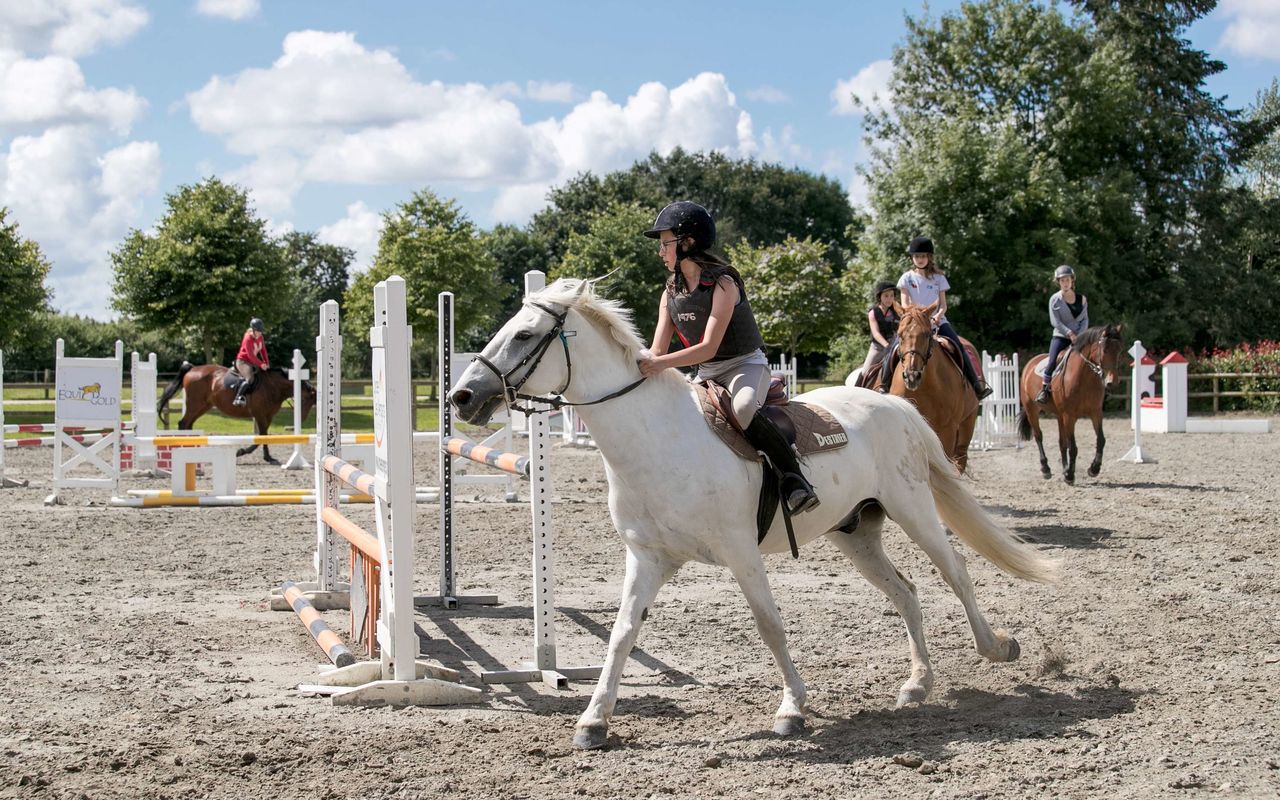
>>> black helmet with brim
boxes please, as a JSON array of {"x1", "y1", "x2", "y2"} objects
[{"x1": 643, "y1": 201, "x2": 716, "y2": 252}]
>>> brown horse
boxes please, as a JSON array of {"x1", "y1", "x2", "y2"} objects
[
  {"x1": 1016, "y1": 324, "x2": 1125, "y2": 484},
  {"x1": 156, "y1": 362, "x2": 316, "y2": 464},
  {"x1": 876, "y1": 302, "x2": 980, "y2": 472}
]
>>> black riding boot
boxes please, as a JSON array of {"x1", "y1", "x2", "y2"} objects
[
  {"x1": 960, "y1": 353, "x2": 993, "y2": 400},
  {"x1": 232, "y1": 381, "x2": 249, "y2": 407},
  {"x1": 1035, "y1": 383, "x2": 1052, "y2": 405},
  {"x1": 877, "y1": 338, "x2": 898, "y2": 393},
  {"x1": 745, "y1": 412, "x2": 820, "y2": 515}
]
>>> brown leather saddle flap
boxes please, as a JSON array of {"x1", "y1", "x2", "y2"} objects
[
  {"x1": 696, "y1": 380, "x2": 848, "y2": 461},
  {"x1": 863, "y1": 335, "x2": 968, "y2": 391}
]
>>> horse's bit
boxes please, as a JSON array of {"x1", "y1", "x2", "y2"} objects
[{"x1": 469, "y1": 301, "x2": 645, "y2": 414}]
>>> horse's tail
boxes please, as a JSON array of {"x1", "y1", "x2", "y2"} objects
[
  {"x1": 157, "y1": 361, "x2": 193, "y2": 427},
  {"x1": 1017, "y1": 409, "x2": 1031, "y2": 441},
  {"x1": 904, "y1": 407, "x2": 1057, "y2": 584}
]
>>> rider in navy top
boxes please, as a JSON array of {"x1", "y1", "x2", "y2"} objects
[{"x1": 637, "y1": 201, "x2": 819, "y2": 515}]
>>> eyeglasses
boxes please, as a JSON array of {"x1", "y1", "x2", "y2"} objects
[{"x1": 659, "y1": 238, "x2": 683, "y2": 252}]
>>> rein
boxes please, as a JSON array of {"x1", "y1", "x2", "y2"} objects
[{"x1": 470, "y1": 300, "x2": 646, "y2": 415}]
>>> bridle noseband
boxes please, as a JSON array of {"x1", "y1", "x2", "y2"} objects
[{"x1": 469, "y1": 301, "x2": 645, "y2": 414}]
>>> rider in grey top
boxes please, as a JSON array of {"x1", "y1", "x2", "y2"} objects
[{"x1": 1037, "y1": 264, "x2": 1089, "y2": 404}]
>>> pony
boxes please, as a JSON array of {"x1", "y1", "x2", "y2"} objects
[
  {"x1": 156, "y1": 362, "x2": 315, "y2": 464},
  {"x1": 1017, "y1": 324, "x2": 1125, "y2": 484},
  {"x1": 449, "y1": 278, "x2": 1056, "y2": 749},
  {"x1": 880, "y1": 302, "x2": 980, "y2": 472}
]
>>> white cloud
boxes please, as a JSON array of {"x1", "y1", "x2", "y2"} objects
[
  {"x1": 195, "y1": 0, "x2": 260, "y2": 21},
  {"x1": 760, "y1": 125, "x2": 809, "y2": 164},
  {"x1": 0, "y1": 126, "x2": 161, "y2": 315},
  {"x1": 746, "y1": 85, "x2": 789, "y2": 104},
  {"x1": 832, "y1": 59, "x2": 893, "y2": 116},
  {"x1": 188, "y1": 31, "x2": 760, "y2": 223},
  {"x1": 525, "y1": 80, "x2": 577, "y2": 103},
  {"x1": 0, "y1": 0, "x2": 148, "y2": 57},
  {"x1": 1217, "y1": 0, "x2": 1280, "y2": 60},
  {"x1": 318, "y1": 201, "x2": 383, "y2": 270},
  {"x1": 0, "y1": 50, "x2": 145, "y2": 134}
]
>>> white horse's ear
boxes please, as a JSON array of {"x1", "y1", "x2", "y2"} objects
[{"x1": 586, "y1": 269, "x2": 619, "y2": 294}]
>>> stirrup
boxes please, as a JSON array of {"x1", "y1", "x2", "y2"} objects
[
  {"x1": 783, "y1": 477, "x2": 820, "y2": 515},
  {"x1": 976, "y1": 381, "x2": 993, "y2": 400},
  {"x1": 233, "y1": 395, "x2": 248, "y2": 407},
  {"x1": 1035, "y1": 387, "x2": 1051, "y2": 405}
]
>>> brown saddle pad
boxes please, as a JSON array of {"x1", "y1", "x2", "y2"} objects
[{"x1": 695, "y1": 380, "x2": 849, "y2": 462}]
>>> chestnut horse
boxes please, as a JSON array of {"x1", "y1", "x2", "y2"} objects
[
  {"x1": 877, "y1": 302, "x2": 980, "y2": 472},
  {"x1": 156, "y1": 362, "x2": 315, "y2": 464},
  {"x1": 1016, "y1": 324, "x2": 1124, "y2": 484}
]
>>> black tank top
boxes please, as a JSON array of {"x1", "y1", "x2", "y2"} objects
[
  {"x1": 870, "y1": 305, "x2": 899, "y2": 341},
  {"x1": 667, "y1": 271, "x2": 765, "y2": 361},
  {"x1": 1066, "y1": 294, "x2": 1084, "y2": 319}
]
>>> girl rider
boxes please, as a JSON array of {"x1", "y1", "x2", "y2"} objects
[
  {"x1": 233, "y1": 318, "x2": 269, "y2": 407},
  {"x1": 636, "y1": 201, "x2": 820, "y2": 515},
  {"x1": 1036, "y1": 264, "x2": 1089, "y2": 405},
  {"x1": 879, "y1": 236, "x2": 991, "y2": 400}
]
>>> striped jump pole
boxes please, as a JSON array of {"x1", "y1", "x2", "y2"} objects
[
  {"x1": 441, "y1": 436, "x2": 529, "y2": 477},
  {"x1": 280, "y1": 581, "x2": 355, "y2": 668}
]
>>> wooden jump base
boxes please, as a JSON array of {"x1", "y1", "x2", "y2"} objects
[{"x1": 280, "y1": 581, "x2": 355, "y2": 668}]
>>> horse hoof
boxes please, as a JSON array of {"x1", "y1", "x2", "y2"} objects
[
  {"x1": 572, "y1": 725, "x2": 609, "y2": 750},
  {"x1": 1004, "y1": 637, "x2": 1021, "y2": 662},
  {"x1": 1041, "y1": 470, "x2": 1052, "y2": 480},
  {"x1": 772, "y1": 715, "x2": 806, "y2": 737},
  {"x1": 895, "y1": 683, "x2": 930, "y2": 708},
  {"x1": 1088, "y1": 465, "x2": 1101, "y2": 478},
  {"x1": 265, "y1": 458, "x2": 280, "y2": 466},
  {"x1": 1064, "y1": 475, "x2": 1075, "y2": 486}
]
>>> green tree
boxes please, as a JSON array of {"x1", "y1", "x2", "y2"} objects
[
  {"x1": 550, "y1": 202, "x2": 664, "y2": 338},
  {"x1": 345, "y1": 189, "x2": 503, "y2": 373},
  {"x1": 1241, "y1": 79, "x2": 1280, "y2": 200},
  {"x1": 859, "y1": 0, "x2": 1272, "y2": 351},
  {"x1": 271, "y1": 231, "x2": 355, "y2": 363},
  {"x1": 530, "y1": 149, "x2": 863, "y2": 269},
  {"x1": 110, "y1": 177, "x2": 289, "y2": 363},
  {"x1": 729, "y1": 236, "x2": 852, "y2": 358},
  {"x1": 483, "y1": 223, "x2": 552, "y2": 322},
  {"x1": 0, "y1": 208, "x2": 53, "y2": 350}
]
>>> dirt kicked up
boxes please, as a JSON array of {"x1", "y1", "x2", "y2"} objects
[{"x1": 1, "y1": 415, "x2": 1277, "y2": 799}]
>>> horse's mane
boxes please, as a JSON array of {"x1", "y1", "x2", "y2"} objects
[
  {"x1": 1071, "y1": 326, "x2": 1109, "y2": 352},
  {"x1": 530, "y1": 278, "x2": 647, "y2": 360}
]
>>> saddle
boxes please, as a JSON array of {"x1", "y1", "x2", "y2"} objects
[
  {"x1": 696, "y1": 378, "x2": 849, "y2": 558},
  {"x1": 222, "y1": 367, "x2": 247, "y2": 392},
  {"x1": 1035, "y1": 354, "x2": 1069, "y2": 381}
]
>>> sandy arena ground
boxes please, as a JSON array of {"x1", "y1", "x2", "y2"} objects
[{"x1": 1, "y1": 415, "x2": 1278, "y2": 799}]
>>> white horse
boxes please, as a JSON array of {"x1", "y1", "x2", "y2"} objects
[{"x1": 450, "y1": 278, "x2": 1057, "y2": 750}]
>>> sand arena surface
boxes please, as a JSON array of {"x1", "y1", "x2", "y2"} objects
[{"x1": 1, "y1": 416, "x2": 1278, "y2": 798}]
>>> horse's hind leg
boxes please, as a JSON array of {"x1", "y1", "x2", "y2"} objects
[
  {"x1": 1087, "y1": 409, "x2": 1105, "y2": 478},
  {"x1": 574, "y1": 546, "x2": 680, "y2": 750},
  {"x1": 825, "y1": 507, "x2": 934, "y2": 706},
  {"x1": 252, "y1": 414, "x2": 277, "y2": 464},
  {"x1": 720, "y1": 546, "x2": 808, "y2": 736},
  {"x1": 885, "y1": 495, "x2": 1020, "y2": 663},
  {"x1": 1026, "y1": 403, "x2": 1051, "y2": 479}
]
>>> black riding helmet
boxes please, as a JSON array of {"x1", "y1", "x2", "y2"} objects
[
  {"x1": 643, "y1": 201, "x2": 716, "y2": 257},
  {"x1": 250, "y1": 318, "x2": 264, "y2": 332},
  {"x1": 871, "y1": 280, "x2": 897, "y2": 301},
  {"x1": 907, "y1": 236, "x2": 934, "y2": 255}
]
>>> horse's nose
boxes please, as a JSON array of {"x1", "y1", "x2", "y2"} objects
[{"x1": 449, "y1": 387, "x2": 472, "y2": 410}]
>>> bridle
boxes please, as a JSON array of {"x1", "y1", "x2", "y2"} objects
[
  {"x1": 898, "y1": 314, "x2": 936, "y2": 384},
  {"x1": 469, "y1": 301, "x2": 646, "y2": 414},
  {"x1": 1063, "y1": 330, "x2": 1120, "y2": 398}
]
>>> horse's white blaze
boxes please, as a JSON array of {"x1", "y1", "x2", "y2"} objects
[{"x1": 451, "y1": 278, "x2": 1056, "y2": 747}]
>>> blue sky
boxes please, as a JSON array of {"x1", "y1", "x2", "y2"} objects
[{"x1": 2, "y1": 0, "x2": 1276, "y2": 319}]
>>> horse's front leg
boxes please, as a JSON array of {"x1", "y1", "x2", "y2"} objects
[
  {"x1": 723, "y1": 548, "x2": 807, "y2": 736},
  {"x1": 255, "y1": 414, "x2": 278, "y2": 465},
  {"x1": 1087, "y1": 410, "x2": 1105, "y2": 477},
  {"x1": 574, "y1": 547, "x2": 679, "y2": 750},
  {"x1": 1059, "y1": 416, "x2": 1077, "y2": 485}
]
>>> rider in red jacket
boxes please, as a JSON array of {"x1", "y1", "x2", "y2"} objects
[{"x1": 232, "y1": 318, "x2": 269, "y2": 407}]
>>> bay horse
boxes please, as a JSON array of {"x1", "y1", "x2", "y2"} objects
[
  {"x1": 449, "y1": 278, "x2": 1056, "y2": 749},
  {"x1": 1016, "y1": 324, "x2": 1125, "y2": 484},
  {"x1": 874, "y1": 302, "x2": 980, "y2": 473},
  {"x1": 156, "y1": 362, "x2": 316, "y2": 464}
]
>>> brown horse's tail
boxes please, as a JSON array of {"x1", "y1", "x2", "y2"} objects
[
  {"x1": 157, "y1": 361, "x2": 193, "y2": 428},
  {"x1": 1017, "y1": 409, "x2": 1031, "y2": 441}
]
